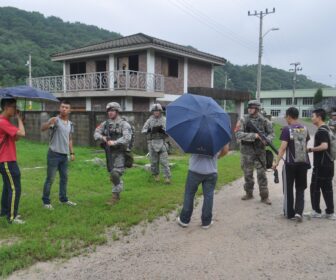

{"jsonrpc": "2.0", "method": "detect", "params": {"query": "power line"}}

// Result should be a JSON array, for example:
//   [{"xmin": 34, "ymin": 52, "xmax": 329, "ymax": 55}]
[
  {"xmin": 175, "ymin": 0, "xmax": 257, "ymax": 49},
  {"xmin": 167, "ymin": 0, "xmax": 257, "ymax": 52}
]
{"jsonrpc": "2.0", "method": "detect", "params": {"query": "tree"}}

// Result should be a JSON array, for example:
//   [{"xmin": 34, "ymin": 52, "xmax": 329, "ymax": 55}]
[{"xmin": 313, "ymin": 88, "xmax": 323, "ymax": 105}]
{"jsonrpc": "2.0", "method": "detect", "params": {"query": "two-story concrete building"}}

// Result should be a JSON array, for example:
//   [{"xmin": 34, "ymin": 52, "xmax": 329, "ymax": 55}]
[
  {"xmin": 260, "ymin": 88, "xmax": 336, "ymax": 118},
  {"xmin": 31, "ymin": 33, "xmax": 226, "ymax": 112}
]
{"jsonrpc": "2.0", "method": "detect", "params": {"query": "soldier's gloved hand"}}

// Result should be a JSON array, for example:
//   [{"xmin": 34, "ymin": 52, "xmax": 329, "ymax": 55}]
[
  {"xmin": 158, "ymin": 126, "xmax": 165, "ymax": 133},
  {"xmin": 147, "ymin": 127, "xmax": 152, "ymax": 133}
]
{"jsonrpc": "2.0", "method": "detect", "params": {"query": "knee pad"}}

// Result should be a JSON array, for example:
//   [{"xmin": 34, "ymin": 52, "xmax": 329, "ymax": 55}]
[{"xmin": 110, "ymin": 171, "xmax": 121, "ymax": 185}]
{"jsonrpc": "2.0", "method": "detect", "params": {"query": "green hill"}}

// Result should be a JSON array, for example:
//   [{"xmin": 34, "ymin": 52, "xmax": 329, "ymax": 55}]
[
  {"xmin": 0, "ymin": 7, "xmax": 121, "ymax": 86},
  {"xmin": 0, "ymin": 7, "xmax": 328, "ymax": 92},
  {"xmin": 214, "ymin": 62, "xmax": 327, "ymax": 94}
]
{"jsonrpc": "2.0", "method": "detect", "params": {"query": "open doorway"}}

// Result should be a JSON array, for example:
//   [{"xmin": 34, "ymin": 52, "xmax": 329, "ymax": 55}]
[{"xmin": 95, "ymin": 60, "xmax": 107, "ymax": 89}]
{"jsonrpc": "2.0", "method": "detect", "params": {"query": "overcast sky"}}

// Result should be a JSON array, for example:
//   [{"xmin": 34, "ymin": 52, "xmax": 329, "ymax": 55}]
[{"xmin": 1, "ymin": 0, "xmax": 335, "ymax": 87}]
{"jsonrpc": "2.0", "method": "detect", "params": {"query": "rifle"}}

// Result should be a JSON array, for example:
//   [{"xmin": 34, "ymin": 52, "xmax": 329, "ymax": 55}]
[{"xmin": 247, "ymin": 121, "xmax": 279, "ymax": 184}]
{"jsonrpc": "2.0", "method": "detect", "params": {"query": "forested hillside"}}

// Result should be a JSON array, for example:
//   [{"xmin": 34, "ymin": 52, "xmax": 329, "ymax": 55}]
[{"xmin": 0, "ymin": 7, "xmax": 327, "ymax": 92}]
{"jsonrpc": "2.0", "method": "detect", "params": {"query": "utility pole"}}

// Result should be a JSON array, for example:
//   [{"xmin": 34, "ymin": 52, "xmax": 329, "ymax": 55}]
[
  {"xmin": 26, "ymin": 54, "xmax": 32, "ymax": 86},
  {"xmin": 289, "ymin": 62, "xmax": 302, "ymax": 104},
  {"xmin": 248, "ymin": 8, "xmax": 276, "ymax": 101},
  {"xmin": 224, "ymin": 72, "xmax": 228, "ymax": 111}
]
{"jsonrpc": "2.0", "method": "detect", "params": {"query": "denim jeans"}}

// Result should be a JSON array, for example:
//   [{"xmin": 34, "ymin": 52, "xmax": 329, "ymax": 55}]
[
  {"xmin": 179, "ymin": 170, "xmax": 218, "ymax": 226},
  {"xmin": 42, "ymin": 149, "xmax": 68, "ymax": 204}
]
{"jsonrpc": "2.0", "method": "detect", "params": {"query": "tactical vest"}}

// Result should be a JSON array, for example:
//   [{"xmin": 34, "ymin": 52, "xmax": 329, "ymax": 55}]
[
  {"xmin": 103, "ymin": 120, "xmax": 124, "ymax": 151},
  {"xmin": 241, "ymin": 114, "xmax": 267, "ymax": 148},
  {"xmin": 150, "ymin": 129, "xmax": 166, "ymax": 140}
]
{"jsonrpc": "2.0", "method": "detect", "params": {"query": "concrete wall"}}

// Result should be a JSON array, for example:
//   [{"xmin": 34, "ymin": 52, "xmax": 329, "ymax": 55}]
[{"xmin": 23, "ymin": 112, "xmax": 239, "ymax": 152}]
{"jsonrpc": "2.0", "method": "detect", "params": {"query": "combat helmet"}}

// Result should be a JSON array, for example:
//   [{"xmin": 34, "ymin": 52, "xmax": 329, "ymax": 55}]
[
  {"xmin": 150, "ymin": 103, "xmax": 163, "ymax": 112},
  {"xmin": 247, "ymin": 100, "xmax": 261, "ymax": 109},
  {"xmin": 106, "ymin": 102, "xmax": 122, "ymax": 112}
]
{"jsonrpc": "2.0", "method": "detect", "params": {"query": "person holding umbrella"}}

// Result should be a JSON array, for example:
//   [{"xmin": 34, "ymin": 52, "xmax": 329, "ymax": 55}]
[
  {"xmin": 0, "ymin": 98, "xmax": 26, "ymax": 224},
  {"xmin": 165, "ymin": 94, "xmax": 232, "ymax": 229},
  {"xmin": 177, "ymin": 145, "xmax": 230, "ymax": 229}
]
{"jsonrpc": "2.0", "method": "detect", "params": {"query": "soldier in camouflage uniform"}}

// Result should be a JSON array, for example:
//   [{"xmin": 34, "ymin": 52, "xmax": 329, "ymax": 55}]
[
  {"xmin": 142, "ymin": 103, "xmax": 171, "ymax": 184},
  {"xmin": 328, "ymin": 112, "xmax": 336, "ymax": 132},
  {"xmin": 235, "ymin": 100, "xmax": 274, "ymax": 205},
  {"xmin": 94, "ymin": 102, "xmax": 132, "ymax": 205}
]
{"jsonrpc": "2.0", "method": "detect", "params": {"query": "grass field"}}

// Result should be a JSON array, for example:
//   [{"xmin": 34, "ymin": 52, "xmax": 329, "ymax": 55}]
[{"xmin": 0, "ymin": 140, "xmax": 243, "ymax": 276}]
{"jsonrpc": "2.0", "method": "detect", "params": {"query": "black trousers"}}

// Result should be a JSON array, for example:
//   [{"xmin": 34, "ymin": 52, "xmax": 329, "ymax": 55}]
[
  {"xmin": 310, "ymin": 167, "xmax": 334, "ymax": 214},
  {"xmin": 282, "ymin": 164, "xmax": 308, "ymax": 219},
  {"xmin": 0, "ymin": 161, "xmax": 21, "ymax": 222}
]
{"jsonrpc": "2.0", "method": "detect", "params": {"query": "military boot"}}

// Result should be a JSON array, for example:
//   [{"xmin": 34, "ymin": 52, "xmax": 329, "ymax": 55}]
[
  {"xmin": 261, "ymin": 197, "xmax": 272, "ymax": 205},
  {"xmin": 106, "ymin": 193, "xmax": 120, "ymax": 205},
  {"xmin": 154, "ymin": 175, "xmax": 160, "ymax": 182},
  {"xmin": 164, "ymin": 178, "xmax": 171, "ymax": 184},
  {"xmin": 241, "ymin": 192, "xmax": 254, "ymax": 200}
]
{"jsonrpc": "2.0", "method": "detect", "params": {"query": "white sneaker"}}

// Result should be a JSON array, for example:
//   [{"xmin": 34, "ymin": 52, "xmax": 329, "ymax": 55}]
[
  {"xmin": 12, "ymin": 217, "xmax": 25, "ymax": 224},
  {"xmin": 43, "ymin": 204, "xmax": 54, "ymax": 210},
  {"xmin": 177, "ymin": 217, "xmax": 189, "ymax": 228},
  {"xmin": 295, "ymin": 214, "xmax": 303, "ymax": 223},
  {"xmin": 201, "ymin": 220, "xmax": 214, "ymax": 229},
  {"xmin": 62, "ymin": 200, "xmax": 77, "ymax": 206},
  {"xmin": 304, "ymin": 210, "xmax": 322, "ymax": 218},
  {"xmin": 325, "ymin": 213, "xmax": 336, "ymax": 220}
]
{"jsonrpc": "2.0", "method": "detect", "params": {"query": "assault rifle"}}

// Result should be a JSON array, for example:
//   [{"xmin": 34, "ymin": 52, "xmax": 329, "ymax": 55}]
[{"xmin": 247, "ymin": 121, "xmax": 279, "ymax": 184}]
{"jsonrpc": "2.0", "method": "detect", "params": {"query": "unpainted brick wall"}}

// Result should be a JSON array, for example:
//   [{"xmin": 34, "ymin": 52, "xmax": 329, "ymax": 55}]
[{"xmin": 23, "ymin": 112, "xmax": 238, "ymax": 152}]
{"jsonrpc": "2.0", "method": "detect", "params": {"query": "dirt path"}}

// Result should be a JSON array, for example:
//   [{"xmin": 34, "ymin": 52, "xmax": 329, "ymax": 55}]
[
  {"xmin": 10, "ymin": 172, "xmax": 336, "ymax": 279},
  {"xmin": 9, "ymin": 120, "xmax": 336, "ymax": 280}
]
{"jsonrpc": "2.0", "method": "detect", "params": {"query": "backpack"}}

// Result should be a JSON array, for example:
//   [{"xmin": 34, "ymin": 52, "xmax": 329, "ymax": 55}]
[
  {"xmin": 122, "ymin": 118, "xmax": 135, "ymax": 168},
  {"xmin": 289, "ymin": 126, "xmax": 308, "ymax": 163},
  {"xmin": 319, "ymin": 127, "xmax": 336, "ymax": 161}
]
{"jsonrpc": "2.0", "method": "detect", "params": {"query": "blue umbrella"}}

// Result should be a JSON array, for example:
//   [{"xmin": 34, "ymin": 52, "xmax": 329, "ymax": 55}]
[
  {"xmin": 0, "ymin": 85, "xmax": 59, "ymax": 102},
  {"xmin": 166, "ymin": 93, "xmax": 232, "ymax": 156}
]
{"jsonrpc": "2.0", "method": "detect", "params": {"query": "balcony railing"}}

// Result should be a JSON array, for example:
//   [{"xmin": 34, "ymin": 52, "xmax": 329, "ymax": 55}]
[{"xmin": 30, "ymin": 70, "xmax": 164, "ymax": 93}]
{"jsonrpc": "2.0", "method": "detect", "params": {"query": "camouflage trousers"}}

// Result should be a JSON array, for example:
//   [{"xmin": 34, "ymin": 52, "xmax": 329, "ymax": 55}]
[
  {"xmin": 240, "ymin": 152, "xmax": 269, "ymax": 198},
  {"xmin": 150, "ymin": 144, "xmax": 171, "ymax": 179},
  {"xmin": 107, "ymin": 151, "xmax": 125, "ymax": 194}
]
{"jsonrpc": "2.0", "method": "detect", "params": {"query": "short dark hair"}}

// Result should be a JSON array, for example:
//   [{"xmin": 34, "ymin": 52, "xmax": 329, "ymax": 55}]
[
  {"xmin": 60, "ymin": 100, "xmax": 71, "ymax": 106},
  {"xmin": 1, "ymin": 98, "xmax": 16, "ymax": 110},
  {"xmin": 312, "ymin": 108, "xmax": 326, "ymax": 121},
  {"xmin": 285, "ymin": 107, "xmax": 299, "ymax": 119}
]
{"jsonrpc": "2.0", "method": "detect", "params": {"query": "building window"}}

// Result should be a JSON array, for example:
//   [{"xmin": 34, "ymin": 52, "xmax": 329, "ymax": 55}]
[
  {"xmin": 294, "ymin": 98, "xmax": 298, "ymax": 105},
  {"xmin": 302, "ymin": 110, "xmax": 313, "ymax": 118},
  {"xmin": 70, "ymin": 62, "xmax": 86, "ymax": 75},
  {"xmin": 270, "ymin": 109, "xmax": 281, "ymax": 117},
  {"xmin": 168, "ymin": 58, "xmax": 178, "ymax": 77},
  {"xmin": 128, "ymin": 55, "xmax": 139, "ymax": 72},
  {"xmin": 302, "ymin": 97, "xmax": 313, "ymax": 105},
  {"xmin": 271, "ymin": 98, "xmax": 281, "ymax": 106},
  {"xmin": 286, "ymin": 98, "xmax": 292, "ymax": 105}
]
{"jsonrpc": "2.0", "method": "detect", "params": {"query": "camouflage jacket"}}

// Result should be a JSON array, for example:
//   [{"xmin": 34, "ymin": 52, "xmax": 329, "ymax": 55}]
[
  {"xmin": 141, "ymin": 115, "xmax": 167, "ymax": 152},
  {"xmin": 235, "ymin": 113, "xmax": 274, "ymax": 154},
  {"xmin": 94, "ymin": 116, "xmax": 132, "ymax": 149}
]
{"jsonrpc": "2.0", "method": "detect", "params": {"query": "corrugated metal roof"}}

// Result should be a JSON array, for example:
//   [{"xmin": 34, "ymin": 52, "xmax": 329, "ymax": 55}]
[
  {"xmin": 260, "ymin": 88, "xmax": 336, "ymax": 98},
  {"xmin": 52, "ymin": 33, "xmax": 226, "ymax": 65}
]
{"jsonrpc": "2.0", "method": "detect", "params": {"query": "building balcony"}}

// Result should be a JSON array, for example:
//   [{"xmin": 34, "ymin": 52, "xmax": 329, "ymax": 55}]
[{"xmin": 29, "ymin": 70, "xmax": 165, "ymax": 97}]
